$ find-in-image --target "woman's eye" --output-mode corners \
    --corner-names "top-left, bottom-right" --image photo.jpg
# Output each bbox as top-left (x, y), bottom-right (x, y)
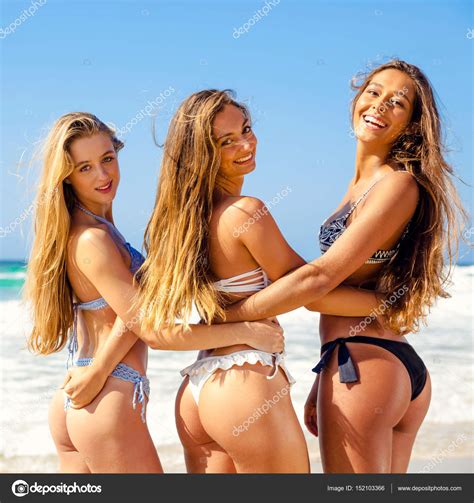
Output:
top-left (367, 89), bottom-right (378, 96)
top-left (390, 99), bottom-right (403, 108)
top-left (103, 156), bottom-right (114, 162)
top-left (243, 125), bottom-right (252, 134)
top-left (221, 139), bottom-right (232, 146)
top-left (79, 165), bottom-right (90, 172)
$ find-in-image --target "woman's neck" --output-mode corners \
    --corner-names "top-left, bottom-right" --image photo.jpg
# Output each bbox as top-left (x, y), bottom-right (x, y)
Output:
top-left (75, 199), bottom-right (113, 223)
top-left (214, 176), bottom-right (244, 201)
top-left (354, 141), bottom-right (392, 184)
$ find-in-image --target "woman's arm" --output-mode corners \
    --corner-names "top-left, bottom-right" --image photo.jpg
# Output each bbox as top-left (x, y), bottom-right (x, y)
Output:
top-left (64, 312), bottom-right (283, 408)
top-left (63, 317), bottom-right (137, 408)
top-left (219, 196), bottom-right (383, 319)
top-left (304, 286), bottom-right (384, 316)
top-left (304, 373), bottom-right (320, 437)
top-left (62, 229), bottom-right (284, 408)
top-left (222, 172), bottom-right (419, 322)
top-left (72, 226), bottom-right (283, 351)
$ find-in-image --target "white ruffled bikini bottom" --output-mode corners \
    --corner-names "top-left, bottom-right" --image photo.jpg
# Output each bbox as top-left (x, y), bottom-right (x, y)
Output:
top-left (180, 349), bottom-right (296, 404)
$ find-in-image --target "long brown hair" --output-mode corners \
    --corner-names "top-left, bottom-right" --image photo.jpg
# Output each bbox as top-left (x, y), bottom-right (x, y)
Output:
top-left (137, 90), bottom-right (250, 331)
top-left (25, 112), bottom-right (124, 354)
top-left (351, 59), bottom-right (469, 334)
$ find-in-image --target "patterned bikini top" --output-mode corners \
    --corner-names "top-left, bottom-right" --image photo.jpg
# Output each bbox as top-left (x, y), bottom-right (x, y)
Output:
top-left (319, 176), bottom-right (410, 265)
top-left (67, 204), bottom-right (145, 366)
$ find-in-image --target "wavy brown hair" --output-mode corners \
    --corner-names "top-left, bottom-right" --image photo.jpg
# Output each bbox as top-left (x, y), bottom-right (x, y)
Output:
top-left (351, 59), bottom-right (469, 334)
top-left (137, 90), bottom-right (250, 331)
top-left (25, 112), bottom-right (124, 355)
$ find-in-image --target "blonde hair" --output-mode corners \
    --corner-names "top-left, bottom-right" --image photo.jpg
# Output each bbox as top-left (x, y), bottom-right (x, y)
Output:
top-left (351, 59), bottom-right (469, 334)
top-left (24, 112), bottom-right (123, 355)
top-left (137, 90), bottom-right (249, 331)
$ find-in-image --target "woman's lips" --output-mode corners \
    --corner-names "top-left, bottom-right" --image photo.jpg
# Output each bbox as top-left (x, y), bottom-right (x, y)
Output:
top-left (234, 152), bottom-right (254, 165)
top-left (95, 180), bottom-right (113, 193)
top-left (362, 114), bottom-right (388, 130)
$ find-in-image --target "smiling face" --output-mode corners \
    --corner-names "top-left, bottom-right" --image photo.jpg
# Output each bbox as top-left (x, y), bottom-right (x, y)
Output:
top-left (212, 104), bottom-right (257, 179)
top-left (66, 132), bottom-right (120, 206)
top-left (353, 69), bottom-right (416, 147)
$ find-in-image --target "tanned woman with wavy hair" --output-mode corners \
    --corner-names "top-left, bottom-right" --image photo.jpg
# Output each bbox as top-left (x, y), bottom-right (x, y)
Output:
top-left (222, 60), bottom-right (468, 473)
top-left (25, 112), bottom-right (285, 473)
top-left (134, 90), bottom-right (384, 473)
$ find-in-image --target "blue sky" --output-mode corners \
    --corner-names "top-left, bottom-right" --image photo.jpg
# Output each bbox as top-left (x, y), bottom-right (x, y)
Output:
top-left (0, 0), bottom-right (472, 262)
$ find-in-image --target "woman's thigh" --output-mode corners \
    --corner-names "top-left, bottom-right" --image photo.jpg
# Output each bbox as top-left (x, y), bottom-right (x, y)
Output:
top-left (66, 376), bottom-right (163, 473)
top-left (318, 343), bottom-right (412, 473)
top-left (198, 362), bottom-right (309, 473)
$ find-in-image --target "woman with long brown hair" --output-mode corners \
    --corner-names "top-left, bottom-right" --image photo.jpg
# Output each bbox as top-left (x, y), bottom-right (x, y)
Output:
top-left (25, 112), bottom-right (286, 473)
top-left (221, 59), bottom-right (468, 472)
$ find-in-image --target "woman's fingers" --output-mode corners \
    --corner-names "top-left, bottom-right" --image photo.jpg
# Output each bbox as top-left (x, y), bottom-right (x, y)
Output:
top-left (267, 316), bottom-right (281, 326)
top-left (304, 403), bottom-right (318, 437)
top-left (59, 371), bottom-right (72, 390)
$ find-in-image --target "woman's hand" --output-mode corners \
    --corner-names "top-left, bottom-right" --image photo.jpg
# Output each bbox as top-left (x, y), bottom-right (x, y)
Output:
top-left (304, 374), bottom-right (320, 437)
top-left (61, 365), bottom-right (109, 409)
top-left (241, 318), bottom-right (284, 354)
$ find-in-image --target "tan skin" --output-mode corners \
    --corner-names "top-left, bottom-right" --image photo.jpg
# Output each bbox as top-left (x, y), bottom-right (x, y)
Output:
top-left (50, 132), bottom-right (287, 473)
top-left (66, 107), bottom-right (384, 472)
top-left (221, 70), bottom-right (432, 473)
top-left (49, 133), bottom-right (162, 473)
top-left (62, 105), bottom-right (389, 473)
top-left (175, 104), bottom-right (384, 473)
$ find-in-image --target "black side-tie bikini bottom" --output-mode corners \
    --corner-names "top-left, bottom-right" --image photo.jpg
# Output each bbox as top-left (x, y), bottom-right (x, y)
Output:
top-left (312, 335), bottom-right (428, 401)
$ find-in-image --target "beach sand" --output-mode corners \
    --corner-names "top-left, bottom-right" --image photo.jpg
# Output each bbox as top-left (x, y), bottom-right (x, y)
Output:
top-left (1, 439), bottom-right (472, 474)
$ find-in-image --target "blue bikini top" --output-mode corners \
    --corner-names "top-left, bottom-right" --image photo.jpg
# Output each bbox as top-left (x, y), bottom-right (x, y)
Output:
top-left (67, 203), bottom-right (145, 366)
top-left (319, 175), bottom-right (410, 265)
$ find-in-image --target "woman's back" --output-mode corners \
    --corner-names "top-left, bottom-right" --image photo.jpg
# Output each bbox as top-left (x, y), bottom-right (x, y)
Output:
top-left (207, 195), bottom-right (270, 356)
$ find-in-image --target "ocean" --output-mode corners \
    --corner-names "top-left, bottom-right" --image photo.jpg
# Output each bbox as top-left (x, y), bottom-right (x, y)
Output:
top-left (0, 261), bottom-right (472, 473)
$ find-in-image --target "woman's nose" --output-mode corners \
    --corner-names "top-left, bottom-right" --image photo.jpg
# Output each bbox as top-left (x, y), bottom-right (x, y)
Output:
top-left (96, 163), bottom-right (109, 178)
top-left (236, 137), bottom-right (251, 149)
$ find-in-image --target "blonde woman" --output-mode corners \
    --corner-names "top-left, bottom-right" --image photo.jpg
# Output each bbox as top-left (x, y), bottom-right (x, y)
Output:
top-left (221, 60), bottom-right (468, 472)
top-left (25, 112), bottom-right (285, 473)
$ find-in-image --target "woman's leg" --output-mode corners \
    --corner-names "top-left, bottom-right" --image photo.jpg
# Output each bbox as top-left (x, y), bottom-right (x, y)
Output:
top-left (175, 378), bottom-right (236, 473)
top-left (66, 376), bottom-right (163, 473)
top-left (48, 389), bottom-right (90, 473)
top-left (198, 363), bottom-right (309, 473)
top-left (318, 343), bottom-right (414, 473)
top-left (391, 371), bottom-right (431, 472)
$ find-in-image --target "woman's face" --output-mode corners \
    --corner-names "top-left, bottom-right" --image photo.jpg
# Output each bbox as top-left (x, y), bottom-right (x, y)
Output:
top-left (353, 69), bottom-right (416, 147)
top-left (212, 104), bottom-right (257, 178)
top-left (65, 132), bottom-right (120, 205)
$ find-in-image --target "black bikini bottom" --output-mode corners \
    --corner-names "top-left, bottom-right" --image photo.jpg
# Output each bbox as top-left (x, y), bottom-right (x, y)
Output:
top-left (312, 335), bottom-right (427, 401)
